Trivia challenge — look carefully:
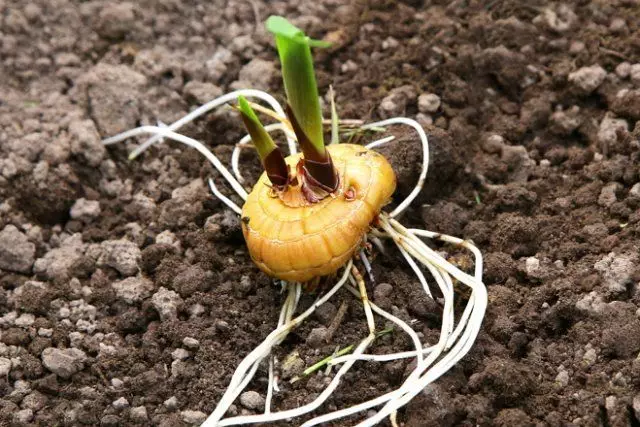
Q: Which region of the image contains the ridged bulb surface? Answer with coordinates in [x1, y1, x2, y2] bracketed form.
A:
[241, 144, 396, 282]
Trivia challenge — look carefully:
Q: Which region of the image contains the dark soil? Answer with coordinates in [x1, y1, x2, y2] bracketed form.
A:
[2, 0, 640, 426]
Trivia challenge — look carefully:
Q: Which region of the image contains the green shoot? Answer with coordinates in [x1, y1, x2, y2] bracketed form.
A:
[266, 16, 327, 160]
[237, 95, 289, 188]
[290, 327, 394, 383]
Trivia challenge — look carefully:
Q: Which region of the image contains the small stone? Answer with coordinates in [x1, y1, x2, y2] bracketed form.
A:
[341, 59, 358, 73]
[171, 348, 190, 360]
[0, 357, 11, 376]
[239, 390, 265, 411]
[281, 351, 305, 380]
[130, 406, 148, 422]
[306, 327, 329, 348]
[378, 85, 416, 118]
[99, 239, 141, 276]
[22, 391, 47, 411]
[598, 115, 628, 150]
[111, 378, 124, 388]
[374, 283, 394, 300]
[575, 291, 606, 314]
[101, 414, 120, 426]
[594, 252, 637, 293]
[583, 348, 597, 366]
[112, 276, 155, 304]
[181, 410, 207, 424]
[14, 313, 35, 327]
[630, 183, 640, 197]
[525, 257, 542, 279]
[113, 397, 130, 410]
[555, 370, 569, 387]
[68, 120, 106, 167]
[183, 81, 222, 104]
[237, 58, 275, 90]
[182, 337, 199, 349]
[598, 182, 622, 207]
[616, 62, 631, 79]
[70, 198, 101, 222]
[41, 347, 87, 379]
[164, 396, 179, 410]
[14, 409, 33, 423]
[0, 225, 36, 273]
[418, 93, 441, 113]
[568, 65, 607, 94]
[151, 287, 183, 321]
[97, 2, 136, 40]
[234, 275, 253, 296]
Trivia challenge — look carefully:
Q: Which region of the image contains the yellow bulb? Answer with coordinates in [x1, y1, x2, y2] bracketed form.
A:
[241, 144, 396, 282]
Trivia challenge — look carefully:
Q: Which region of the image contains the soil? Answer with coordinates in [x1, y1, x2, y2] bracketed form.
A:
[1, 0, 640, 426]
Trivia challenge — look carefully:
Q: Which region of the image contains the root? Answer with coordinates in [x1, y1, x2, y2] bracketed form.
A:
[102, 88, 485, 426]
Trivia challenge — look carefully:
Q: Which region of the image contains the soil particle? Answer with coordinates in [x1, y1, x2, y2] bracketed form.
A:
[3, 0, 640, 425]
[0, 225, 35, 274]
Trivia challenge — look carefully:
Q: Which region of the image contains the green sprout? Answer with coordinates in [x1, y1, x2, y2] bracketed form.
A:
[266, 16, 328, 158]
[237, 95, 289, 188]
[266, 16, 338, 193]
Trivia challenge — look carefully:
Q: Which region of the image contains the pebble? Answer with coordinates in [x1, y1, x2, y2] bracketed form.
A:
[171, 348, 190, 360]
[151, 287, 183, 321]
[525, 257, 541, 278]
[594, 252, 637, 293]
[306, 327, 329, 348]
[237, 58, 275, 90]
[111, 378, 124, 388]
[14, 409, 33, 423]
[568, 65, 607, 93]
[615, 62, 631, 79]
[70, 198, 101, 222]
[181, 410, 207, 424]
[0, 357, 11, 376]
[182, 337, 199, 349]
[630, 183, 640, 197]
[378, 85, 416, 118]
[597, 115, 628, 149]
[112, 397, 130, 410]
[99, 239, 141, 276]
[240, 390, 265, 411]
[68, 119, 106, 167]
[97, 2, 136, 40]
[374, 283, 394, 300]
[597, 182, 621, 208]
[281, 351, 305, 380]
[14, 313, 35, 327]
[22, 391, 47, 411]
[418, 93, 441, 113]
[583, 347, 597, 366]
[183, 81, 222, 104]
[164, 396, 179, 410]
[130, 406, 148, 422]
[112, 276, 155, 304]
[555, 370, 569, 387]
[41, 347, 87, 379]
[0, 225, 36, 274]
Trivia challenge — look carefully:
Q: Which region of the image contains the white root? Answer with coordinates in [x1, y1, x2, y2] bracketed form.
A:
[102, 89, 297, 159]
[102, 89, 486, 427]
[102, 125, 248, 200]
[361, 117, 429, 218]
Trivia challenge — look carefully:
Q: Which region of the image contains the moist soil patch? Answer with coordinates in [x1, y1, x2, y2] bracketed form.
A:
[1, 0, 640, 426]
